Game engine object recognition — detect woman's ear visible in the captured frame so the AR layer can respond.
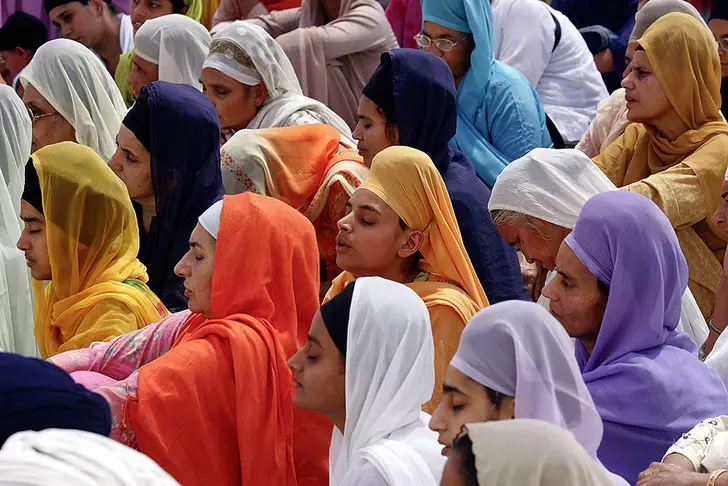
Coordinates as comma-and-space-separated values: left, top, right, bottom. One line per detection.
254, 83, 268, 108
397, 229, 424, 259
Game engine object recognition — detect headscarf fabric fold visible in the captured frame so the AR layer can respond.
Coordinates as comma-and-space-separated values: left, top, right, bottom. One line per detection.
330, 277, 444, 485
0, 429, 179, 486
123, 81, 224, 313
0, 86, 35, 356
465, 420, 614, 486
630, 0, 709, 42
31, 142, 166, 359
564, 191, 728, 483
0, 353, 110, 446
134, 14, 211, 91
206, 22, 354, 143
125, 193, 331, 486
20, 39, 127, 161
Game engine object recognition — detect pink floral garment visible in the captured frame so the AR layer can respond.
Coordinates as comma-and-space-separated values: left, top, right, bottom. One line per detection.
49, 310, 192, 442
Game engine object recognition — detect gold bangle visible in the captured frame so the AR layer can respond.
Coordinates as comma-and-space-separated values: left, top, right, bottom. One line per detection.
708, 469, 728, 486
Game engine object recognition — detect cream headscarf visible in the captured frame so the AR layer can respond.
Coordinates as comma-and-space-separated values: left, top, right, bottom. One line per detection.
0, 86, 35, 356
464, 420, 614, 486
20, 39, 127, 162
134, 14, 211, 91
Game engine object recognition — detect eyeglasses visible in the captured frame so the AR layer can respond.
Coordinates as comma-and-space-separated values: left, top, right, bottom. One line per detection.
26, 107, 60, 125
718, 38, 728, 52
413, 32, 470, 52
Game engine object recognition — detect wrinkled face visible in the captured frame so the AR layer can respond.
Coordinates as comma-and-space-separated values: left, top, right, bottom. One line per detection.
429, 366, 514, 456
23, 84, 76, 153
17, 200, 52, 281
710, 19, 728, 78
0, 48, 31, 75
421, 21, 473, 85
128, 54, 159, 97
49, 1, 103, 48
622, 50, 674, 124
288, 311, 347, 419
130, 0, 178, 33
335, 189, 421, 278
495, 217, 569, 271
174, 224, 216, 317
713, 180, 728, 236
108, 124, 154, 201
200, 67, 265, 134
352, 95, 398, 167
541, 242, 607, 347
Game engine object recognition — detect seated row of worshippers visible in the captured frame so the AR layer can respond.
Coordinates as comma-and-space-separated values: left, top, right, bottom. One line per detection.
1, 0, 728, 485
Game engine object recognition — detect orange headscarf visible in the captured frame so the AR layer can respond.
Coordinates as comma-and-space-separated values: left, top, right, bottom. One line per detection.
125, 193, 330, 486
221, 124, 368, 223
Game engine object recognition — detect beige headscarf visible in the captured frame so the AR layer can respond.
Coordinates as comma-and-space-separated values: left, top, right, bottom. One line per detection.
464, 419, 614, 486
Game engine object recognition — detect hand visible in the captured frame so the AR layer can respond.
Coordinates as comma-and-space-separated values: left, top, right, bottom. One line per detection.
518, 252, 547, 302
594, 48, 615, 74
637, 463, 707, 486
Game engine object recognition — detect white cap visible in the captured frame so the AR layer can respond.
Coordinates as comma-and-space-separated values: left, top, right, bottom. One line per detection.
198, 199, 224, 239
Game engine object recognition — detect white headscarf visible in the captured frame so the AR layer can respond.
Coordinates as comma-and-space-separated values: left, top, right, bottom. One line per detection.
205, 22, 354, 145
0, 429, 180, 485
0, 86, 35, 357
330, 277, 444, 485
464, 420, 614, 486
488, 148, 708, 347
19, 39, 127, 162
134, 14, 211, 92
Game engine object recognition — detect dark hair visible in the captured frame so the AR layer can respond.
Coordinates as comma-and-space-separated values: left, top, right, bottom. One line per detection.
46, 0, 115, 14
484, 386, 507, 409
597, 279, 610, 297
171, 0, 187, 12
452, 430, 479, 486
377, 106, 398, 143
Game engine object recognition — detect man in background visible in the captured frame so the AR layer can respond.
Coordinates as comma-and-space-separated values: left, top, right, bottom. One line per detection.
0, 11, 48, 96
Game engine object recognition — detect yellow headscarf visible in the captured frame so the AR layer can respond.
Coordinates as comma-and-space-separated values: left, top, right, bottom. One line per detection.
32, 142, 166, 358
327, 146, 488, 319
115, 0, 204, 107
594, 12, 728, 244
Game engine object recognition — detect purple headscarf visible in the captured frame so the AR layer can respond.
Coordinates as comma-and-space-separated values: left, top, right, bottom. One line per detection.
565, 191, 728, 484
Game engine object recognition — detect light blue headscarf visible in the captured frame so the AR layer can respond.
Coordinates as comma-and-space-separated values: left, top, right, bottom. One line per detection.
421, 0, 552, 186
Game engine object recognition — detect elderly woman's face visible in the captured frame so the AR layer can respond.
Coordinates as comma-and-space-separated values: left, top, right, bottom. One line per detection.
495, 217, 569, 271
128, 54, 159, 97
422, 21, 473, 86
174, 223, 216, 317
201, 67, 266, 135
541, 242, 607, 352
710, 18, 728, 78
621, 50, 674, 124
23, 84, 75, 152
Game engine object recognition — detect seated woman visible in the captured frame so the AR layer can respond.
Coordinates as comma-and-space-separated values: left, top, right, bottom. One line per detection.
327, 146, 487, 411
115, 0, 203, 106
593, 13, 728, 320
429, 300, 627, 484
289, 276, 445, 484
18, 143, 167, 358
220, 124, 367, 286
50, 193, 331, 486
355, 48, 526, 303
108, 81, 224, 313
0, 429, 179, 485
442, 420, 615, 486
20, 38, 127, 160
0, 86, 34, 356
202, 21, 353, 143
540, 190, 728, 483
128, 14, 211, 97
577, 0, 711, 158
488, 148, 708, 347
247, 0, 399, 128
0, 352, 111, 446
419, 0, 552, 187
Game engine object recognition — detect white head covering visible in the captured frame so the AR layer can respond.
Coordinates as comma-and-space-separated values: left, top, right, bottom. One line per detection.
464, 420, 614, 486
198, 199, 224, 239
134, 14, 211, 91
488, 148, 708, 348
330, 277, 444, 485
19, 39, 127, 162
0, 86, 35, 357
451, 301, 604, 457
630, 0, 710, 41
206, 22, 354, 144
0, 429, 180, 485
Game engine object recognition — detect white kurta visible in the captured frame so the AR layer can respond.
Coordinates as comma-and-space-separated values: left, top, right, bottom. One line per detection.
491, 0, 608, 142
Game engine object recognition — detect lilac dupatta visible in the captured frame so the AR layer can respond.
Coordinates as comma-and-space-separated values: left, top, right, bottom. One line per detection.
565, 191, 728, 484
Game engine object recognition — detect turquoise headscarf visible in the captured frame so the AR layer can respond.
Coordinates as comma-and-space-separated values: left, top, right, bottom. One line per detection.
421, 0, 551, 186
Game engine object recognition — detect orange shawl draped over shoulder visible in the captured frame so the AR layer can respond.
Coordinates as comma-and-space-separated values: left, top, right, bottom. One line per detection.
125, 193, 331, 486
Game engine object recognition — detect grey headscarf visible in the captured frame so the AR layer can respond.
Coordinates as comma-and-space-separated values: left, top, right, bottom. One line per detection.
630, 0, 710, 41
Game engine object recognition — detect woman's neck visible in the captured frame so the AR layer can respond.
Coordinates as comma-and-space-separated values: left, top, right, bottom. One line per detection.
136, 196, 156, 234
95, 12, 122, 72
649, 111, 691, 142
